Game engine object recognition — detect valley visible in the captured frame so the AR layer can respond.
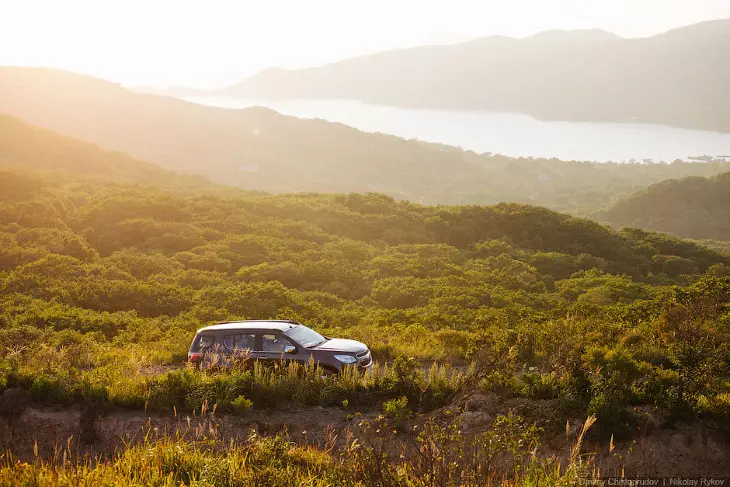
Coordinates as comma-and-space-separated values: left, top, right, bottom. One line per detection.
1, 9, 730, 484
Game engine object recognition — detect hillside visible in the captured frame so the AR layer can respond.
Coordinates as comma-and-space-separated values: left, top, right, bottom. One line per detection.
224, 20, 730, 132
0, 67, 490, 202
2, 67, 730, 214
2, 163, 728, 361
2, 163, 730, 477
0, 114, 211, 188
599, 171, 730, 240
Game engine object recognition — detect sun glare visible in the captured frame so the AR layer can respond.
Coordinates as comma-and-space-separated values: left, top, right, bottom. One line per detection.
1, 0, 729, 87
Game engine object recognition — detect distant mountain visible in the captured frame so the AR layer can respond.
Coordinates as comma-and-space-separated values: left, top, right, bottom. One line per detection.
223, 20, 730, 132
599, 172, 730, 240
0, 114, 210, 188
0, 67, 497, 203
2, 67, 730, 214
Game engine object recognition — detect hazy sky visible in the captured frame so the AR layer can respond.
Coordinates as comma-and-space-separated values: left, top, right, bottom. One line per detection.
2, 0, 729, 87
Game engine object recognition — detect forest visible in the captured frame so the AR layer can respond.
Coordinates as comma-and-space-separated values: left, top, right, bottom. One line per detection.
600, 171, 730, 240
1, 107, 730, 482
2, 159, 730, 423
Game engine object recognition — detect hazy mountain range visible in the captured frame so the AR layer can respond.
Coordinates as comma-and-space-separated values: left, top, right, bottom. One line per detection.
219, 19, 730, 133
2, 66, 730, 217
0, 114, 211, 189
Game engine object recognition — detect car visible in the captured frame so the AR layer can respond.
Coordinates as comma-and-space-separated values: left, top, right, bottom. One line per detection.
187, 320, 372, 373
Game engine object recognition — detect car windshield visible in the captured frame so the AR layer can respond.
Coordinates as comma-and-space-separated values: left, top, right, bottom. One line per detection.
285, 325, 326, 348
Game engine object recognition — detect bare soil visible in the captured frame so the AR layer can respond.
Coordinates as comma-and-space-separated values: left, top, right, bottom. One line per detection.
451, 391, 730, 477
1, 393, 728, 476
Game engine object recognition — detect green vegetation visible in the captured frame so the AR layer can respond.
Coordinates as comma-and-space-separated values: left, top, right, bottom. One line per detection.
7, 358, 463, 415
2, 68, 730, 214
600, 172, 730, 240
0, 413, 602, 486
694, 239, 730, 257
2, 110, 730, 482
3, 19, 730, 484
1, 161, 730, 430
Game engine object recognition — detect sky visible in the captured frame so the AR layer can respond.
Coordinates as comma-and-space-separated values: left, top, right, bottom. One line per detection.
1, 0, 729, 88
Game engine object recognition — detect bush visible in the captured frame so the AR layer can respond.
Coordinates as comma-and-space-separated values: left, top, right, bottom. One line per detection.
231, 394, 253, 414
383, 396, 411, 427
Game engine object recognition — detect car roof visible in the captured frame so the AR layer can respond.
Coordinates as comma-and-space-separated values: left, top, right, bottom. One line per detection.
196, 320, 301, 333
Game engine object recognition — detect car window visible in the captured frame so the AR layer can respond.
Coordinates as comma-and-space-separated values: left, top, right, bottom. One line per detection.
261, 333, 289, 353
224, 333, 256, 351
285, 325, 325, 348
198, 335, 215, 349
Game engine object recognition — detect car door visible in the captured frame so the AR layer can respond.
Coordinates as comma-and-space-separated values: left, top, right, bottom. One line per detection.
222, 332, 257, 364
257, 332, 298, 364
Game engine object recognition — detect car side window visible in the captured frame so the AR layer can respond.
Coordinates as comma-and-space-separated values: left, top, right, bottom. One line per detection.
198, 335, 215, 350
261, 333, 289, 353
224, 333, 256, 351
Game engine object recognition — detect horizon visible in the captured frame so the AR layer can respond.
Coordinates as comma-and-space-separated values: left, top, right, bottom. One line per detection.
2, 0, 730, 88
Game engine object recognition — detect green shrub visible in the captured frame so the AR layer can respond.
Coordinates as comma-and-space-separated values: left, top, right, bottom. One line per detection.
383, 396, 411, 427
29, 375, 77, 403
517, 371, 563, 400
231, 395, 253, 414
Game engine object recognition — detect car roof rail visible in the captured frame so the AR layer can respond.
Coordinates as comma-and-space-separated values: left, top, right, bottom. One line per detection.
211, 319, 301, 326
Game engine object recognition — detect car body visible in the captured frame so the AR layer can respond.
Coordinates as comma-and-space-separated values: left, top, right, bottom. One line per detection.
187, 320, 372, 373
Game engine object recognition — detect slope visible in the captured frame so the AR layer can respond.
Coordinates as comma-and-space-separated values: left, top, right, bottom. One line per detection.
1, 163, 730, 450
599, 171, 730, 240
0, 114, 210, 188
1, 67, 730, 213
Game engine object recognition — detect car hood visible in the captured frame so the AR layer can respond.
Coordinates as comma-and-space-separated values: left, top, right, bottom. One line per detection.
311, 338, 367, 353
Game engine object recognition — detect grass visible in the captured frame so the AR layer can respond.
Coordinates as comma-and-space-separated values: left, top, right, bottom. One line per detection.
3, 354, 466, 416
0, 412, 604, 486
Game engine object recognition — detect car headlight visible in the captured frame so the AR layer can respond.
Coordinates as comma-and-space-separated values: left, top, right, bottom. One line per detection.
334, 354, 357, 364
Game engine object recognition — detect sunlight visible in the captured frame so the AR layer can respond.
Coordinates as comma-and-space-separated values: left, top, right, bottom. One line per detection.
1, 0, 729, 86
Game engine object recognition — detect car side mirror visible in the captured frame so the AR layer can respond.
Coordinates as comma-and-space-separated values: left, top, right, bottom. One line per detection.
284, 345, 296, 354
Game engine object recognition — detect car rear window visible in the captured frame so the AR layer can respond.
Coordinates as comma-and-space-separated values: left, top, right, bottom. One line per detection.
191, 334, 215, 352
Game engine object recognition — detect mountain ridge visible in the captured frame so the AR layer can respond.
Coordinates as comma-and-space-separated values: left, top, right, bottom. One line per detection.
0, 113, 211, 189
2, 66, 730, 215
219, 19, 730, 132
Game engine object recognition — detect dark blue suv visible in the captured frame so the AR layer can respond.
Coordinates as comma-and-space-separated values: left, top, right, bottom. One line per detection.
188, 320, 372, 373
